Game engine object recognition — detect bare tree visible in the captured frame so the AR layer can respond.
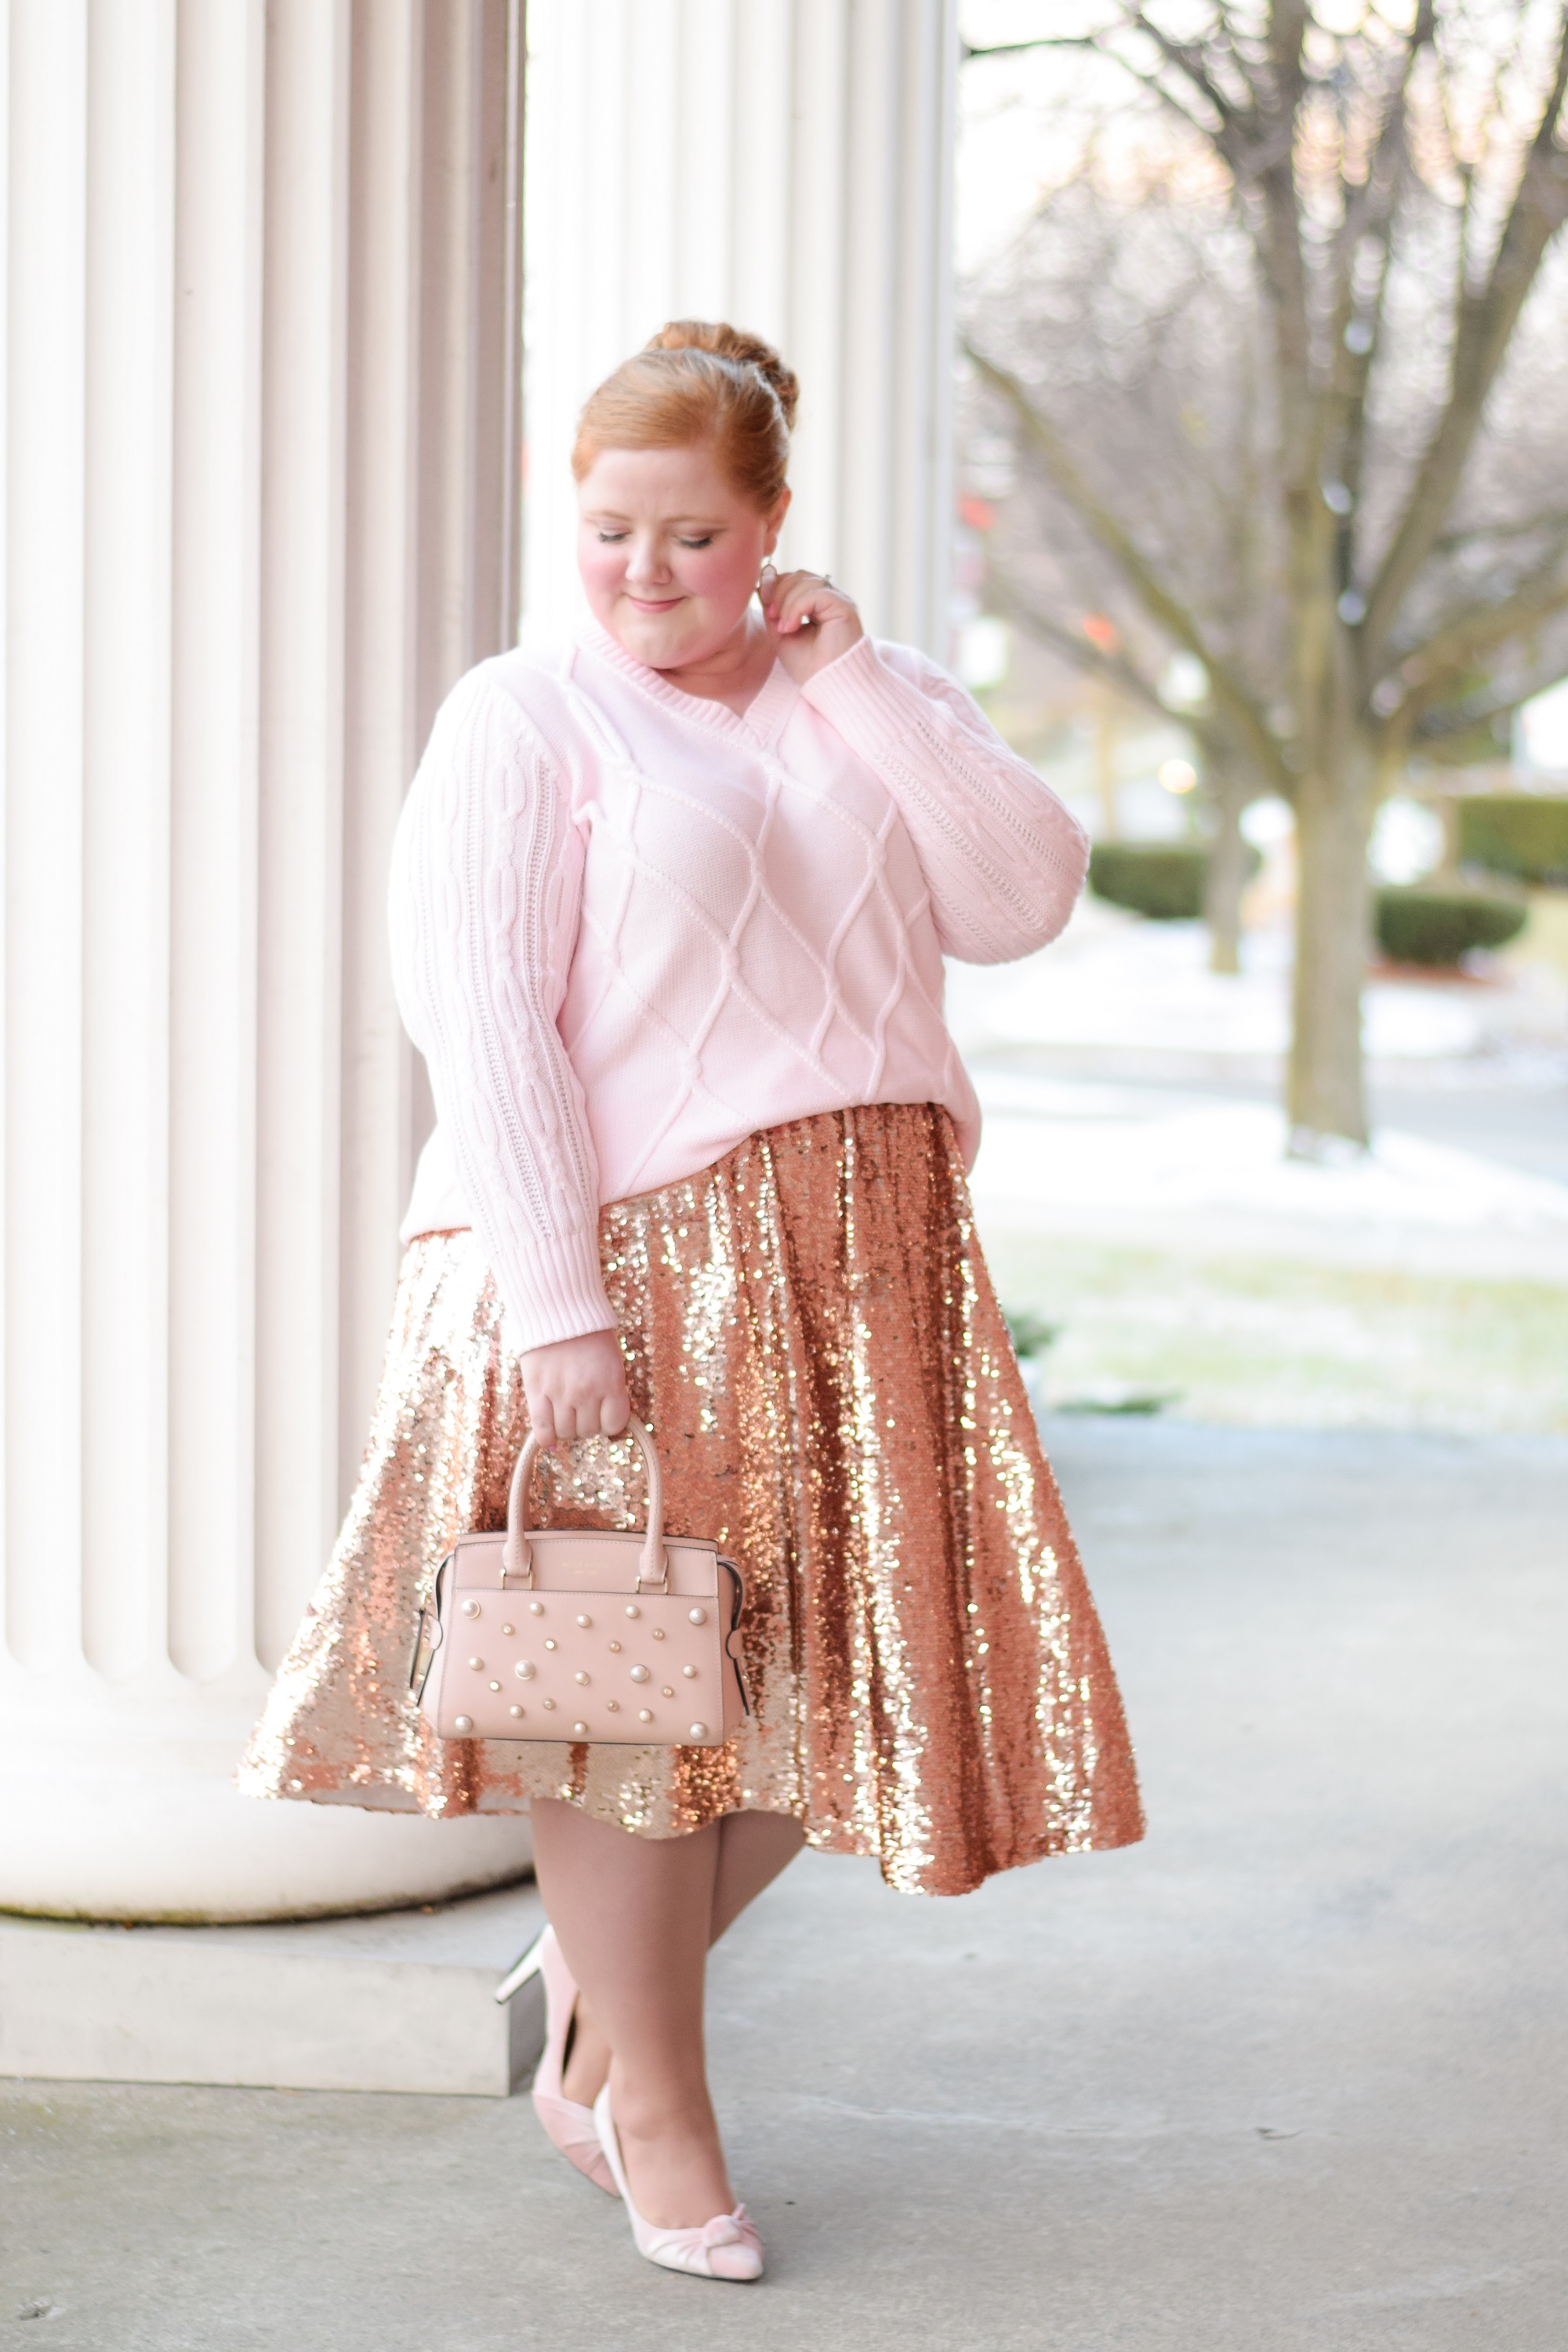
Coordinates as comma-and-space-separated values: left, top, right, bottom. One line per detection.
964, 180, 1289, 971
963, 1, 1568, 1149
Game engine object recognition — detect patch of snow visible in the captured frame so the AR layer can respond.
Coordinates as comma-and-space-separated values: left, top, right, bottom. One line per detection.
965, 1073, 1568, 1282
970, 1074, 1568, 1236
945, 897, 1568, 1068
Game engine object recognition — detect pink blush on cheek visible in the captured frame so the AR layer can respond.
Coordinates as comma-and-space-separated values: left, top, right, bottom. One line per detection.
577, 529, 630, 610
579, 530, 764, 666
688, 532, 764, 615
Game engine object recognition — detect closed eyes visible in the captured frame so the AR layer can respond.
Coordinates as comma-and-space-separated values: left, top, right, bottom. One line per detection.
592, 530, 719, 549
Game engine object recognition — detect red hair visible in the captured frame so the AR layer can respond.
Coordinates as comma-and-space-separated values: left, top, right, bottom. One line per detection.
572, 321, 799, 510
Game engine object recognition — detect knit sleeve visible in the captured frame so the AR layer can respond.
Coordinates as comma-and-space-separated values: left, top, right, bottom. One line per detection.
799, 636, 1090, 964
388, 668, 615, 1351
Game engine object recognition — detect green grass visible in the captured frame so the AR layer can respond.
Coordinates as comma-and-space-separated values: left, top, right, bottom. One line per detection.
986, 1236, 1568, 1434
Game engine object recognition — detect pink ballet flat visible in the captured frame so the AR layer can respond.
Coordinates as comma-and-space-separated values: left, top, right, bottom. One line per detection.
592, 2082, 764, 2281
499, 1924, 618, 2196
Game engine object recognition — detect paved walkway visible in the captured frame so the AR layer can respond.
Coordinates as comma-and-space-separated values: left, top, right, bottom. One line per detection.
4, 1421, 1564, 2350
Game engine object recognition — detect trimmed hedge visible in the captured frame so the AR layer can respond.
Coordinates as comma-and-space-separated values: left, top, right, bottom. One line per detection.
1374, 886, 1526, 967
1004, 1308, 1060, 1360
1457, 795, 1568, 886
1087, 840, 1263, 921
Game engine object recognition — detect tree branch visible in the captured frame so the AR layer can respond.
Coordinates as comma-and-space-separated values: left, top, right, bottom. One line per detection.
985, 565, 1171, 722
1435, 512, 1568, 553
961, 37, 1098, 63
1410, 648, 1568, 743
1328, 5, 1433, 508
964, 0, 1268, 120
992, 567, 1267, 793
1122, 7, 1243, 133
1362, 13, 1568, 665
967, 343, 1290, 792
1398, 568, 1568, 710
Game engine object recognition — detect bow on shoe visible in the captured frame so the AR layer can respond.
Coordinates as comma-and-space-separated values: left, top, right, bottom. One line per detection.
593, 2082, 764, 2279
652, 2204, 764, 2279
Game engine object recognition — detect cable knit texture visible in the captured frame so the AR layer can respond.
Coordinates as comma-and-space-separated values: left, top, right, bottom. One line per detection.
388, 622, 1088, 1351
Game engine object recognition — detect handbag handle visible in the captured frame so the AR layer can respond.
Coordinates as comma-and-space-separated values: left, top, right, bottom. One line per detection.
502, 1414, 667, 1590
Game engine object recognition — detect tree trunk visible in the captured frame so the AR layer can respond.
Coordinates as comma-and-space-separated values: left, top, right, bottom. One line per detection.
1203, 759, 1251, 975
1092, 684, 1119, 838
1286, 746, 1376, 1150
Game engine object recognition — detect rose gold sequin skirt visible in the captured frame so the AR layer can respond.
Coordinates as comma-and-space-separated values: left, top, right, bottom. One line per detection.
238, 1102, 1142, 1896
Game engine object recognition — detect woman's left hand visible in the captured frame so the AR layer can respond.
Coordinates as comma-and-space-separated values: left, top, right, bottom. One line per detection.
760, 566, 864, 681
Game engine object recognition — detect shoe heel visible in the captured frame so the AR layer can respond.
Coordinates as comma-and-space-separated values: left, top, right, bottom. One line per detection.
512, 1924, 619, 2198
494, 1925, 547, 2005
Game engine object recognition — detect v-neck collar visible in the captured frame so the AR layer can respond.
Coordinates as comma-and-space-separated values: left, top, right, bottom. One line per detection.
580, 620, 798, 747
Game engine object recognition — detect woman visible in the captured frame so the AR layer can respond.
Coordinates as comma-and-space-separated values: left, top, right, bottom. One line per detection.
241, 321, 1142, 2283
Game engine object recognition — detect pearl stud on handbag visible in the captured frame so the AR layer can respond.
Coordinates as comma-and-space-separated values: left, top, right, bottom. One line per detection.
410, 1416, 748, 1748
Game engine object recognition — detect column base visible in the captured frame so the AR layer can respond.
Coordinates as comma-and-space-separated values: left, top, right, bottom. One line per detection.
0, 1763, 534, 1923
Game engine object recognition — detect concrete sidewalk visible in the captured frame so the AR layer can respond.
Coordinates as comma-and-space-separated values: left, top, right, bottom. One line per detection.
3, 1421, 1564, 2351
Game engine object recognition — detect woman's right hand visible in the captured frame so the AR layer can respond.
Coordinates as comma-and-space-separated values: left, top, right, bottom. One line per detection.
519, 1329, 631, 1447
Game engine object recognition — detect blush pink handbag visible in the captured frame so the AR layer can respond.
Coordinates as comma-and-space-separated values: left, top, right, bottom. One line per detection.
411, 1416, 748, 1748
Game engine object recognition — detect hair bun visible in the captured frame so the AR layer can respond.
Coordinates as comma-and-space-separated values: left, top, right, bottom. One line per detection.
645, 320, 800, 430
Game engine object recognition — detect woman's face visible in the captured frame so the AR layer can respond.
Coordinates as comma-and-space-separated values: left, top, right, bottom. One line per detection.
576, 443, 788, 671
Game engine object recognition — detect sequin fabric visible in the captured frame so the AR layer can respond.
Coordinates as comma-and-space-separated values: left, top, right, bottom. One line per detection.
238, 1104, 1143, 1896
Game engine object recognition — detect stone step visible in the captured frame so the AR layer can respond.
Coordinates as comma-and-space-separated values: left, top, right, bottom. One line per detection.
0, 1878, 546, 2097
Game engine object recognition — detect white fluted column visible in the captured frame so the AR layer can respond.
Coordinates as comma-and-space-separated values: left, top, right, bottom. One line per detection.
522, 0, 958, 655
0, 0, 530, 1921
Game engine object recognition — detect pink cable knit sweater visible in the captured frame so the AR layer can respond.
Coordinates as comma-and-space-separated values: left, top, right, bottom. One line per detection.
389, 622, 1088, 1350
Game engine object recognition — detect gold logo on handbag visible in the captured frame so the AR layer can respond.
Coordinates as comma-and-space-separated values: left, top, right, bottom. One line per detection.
411, 1416, 747, 1748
